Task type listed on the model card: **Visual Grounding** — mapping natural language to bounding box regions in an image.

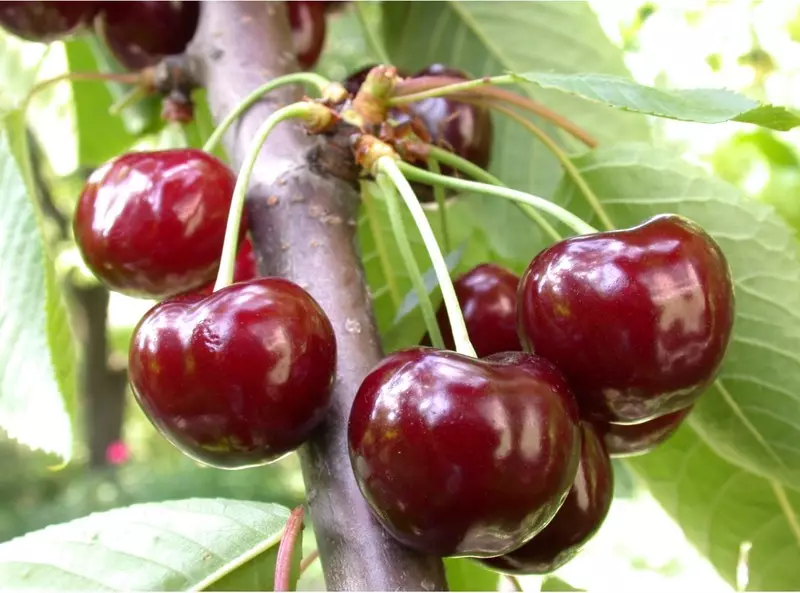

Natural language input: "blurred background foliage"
[3,1,800,591]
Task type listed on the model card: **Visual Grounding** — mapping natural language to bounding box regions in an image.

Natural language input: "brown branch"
[188,2,447,590]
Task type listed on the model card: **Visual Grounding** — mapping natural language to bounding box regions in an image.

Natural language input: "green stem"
[427,157,451,251]
[375,174,445,350]
[377,157,477,358]
[354,1,390,64]
[492,104,615,231]
[389,74,512,105]
[213,102,313,291]
[202,72,331,154]
[425,145,562,242]
[398,161,597,236]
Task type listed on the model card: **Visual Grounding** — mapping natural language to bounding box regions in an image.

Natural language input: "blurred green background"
[4,1,800,591]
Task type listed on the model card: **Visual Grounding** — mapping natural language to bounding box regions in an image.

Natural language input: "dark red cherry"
[482,422,612,575]
[0,1,98,42]
[518,214,735,424]
[73,149,238,300]
[348,348,581,557]
[599,406,692,458]
[424,263,522,357]
[409,64,493,173]
[95,1,199,71]
[192,237,259,298]
[129,278,337,469]
[287,1,326,70]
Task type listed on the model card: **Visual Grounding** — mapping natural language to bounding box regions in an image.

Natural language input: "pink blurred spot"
[106,440,130,465]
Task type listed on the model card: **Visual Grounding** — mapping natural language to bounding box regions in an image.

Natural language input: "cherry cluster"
[0,0,335,70]
[348,216,735,572]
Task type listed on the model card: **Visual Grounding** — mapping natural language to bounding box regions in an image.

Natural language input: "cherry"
[192,237,258,298]
[348,348,581,557]
[409,64,493,173]
[0,1,98,42]
[129,278,337,469]
[423,263,522,357]
[598,406,692,458]
[482,422,613,575]
[95,1,199,71]
[518,214,735,424]
[287,1,326,70]
[73,149,238,300]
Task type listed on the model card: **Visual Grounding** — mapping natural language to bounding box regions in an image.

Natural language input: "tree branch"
[189,2,447,590]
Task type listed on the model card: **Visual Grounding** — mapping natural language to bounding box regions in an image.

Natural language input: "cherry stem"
[108,85,147,116]
[299,548,320,575]
[397,161,598,237]
[202,72,332,154]
[360,181,404,308]
[377,156,478,358]
[374,175,446,350]
[492,103,615,231]
[213,102,315,292]
[274,506,305,592]
[354,1,390,64]
[24,71,141,113]
[390,75,598,148]
[424,145,563,243]
[506,575,524,592]
[427,156,452,251]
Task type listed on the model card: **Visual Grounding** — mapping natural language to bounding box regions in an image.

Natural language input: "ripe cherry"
[129,278,337,469]
[0,1,98,42]
[287,1,326,70]
[193,237,258,297]
[409,64,493,173]
[482,422,613,575]
[73,149,238,300]
[423,263,522,357]
[518,214,735,424]
[95,1,199,71]
[599,406,692,458]
[348,348,581,557]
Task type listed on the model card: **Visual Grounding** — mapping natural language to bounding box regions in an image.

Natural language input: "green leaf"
[64,38,136,167]
[382,1,649,263]
[513,72,800,131]
[628,426,800,590]
[554,143,800,489]
[444,558,499,591]
[0,110,75,460]
[542,576,585,591]
[0,498,296,591]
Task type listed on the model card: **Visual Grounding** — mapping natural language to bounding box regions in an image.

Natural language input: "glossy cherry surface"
[348,348,581,557]
[0,1,98,42]
[287,0,326,70]
[425,263,522,357]
[95,0,199,70]
[409,64,494,173]
[129,278,337,469]
[599,406,692,458]
[74,149,237,300]
[482,422,613,574]
[518,214,735,424]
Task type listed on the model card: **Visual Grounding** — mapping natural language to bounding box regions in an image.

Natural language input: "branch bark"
[189,2,447,590]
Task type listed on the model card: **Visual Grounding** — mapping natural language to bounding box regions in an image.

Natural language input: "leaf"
[393,243,466,321]
[513,72,800,131]
[382,1,650,264]
[64,38,136,167]
[541,576,585,591]
[443,558,499,591]
[628,426,800,590]
[0,498,296,591]
[554,143,800,489]
[0,110,75,460]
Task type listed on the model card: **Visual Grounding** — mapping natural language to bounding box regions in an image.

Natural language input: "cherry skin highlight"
[95,0,199,70]
[129,278,337,469]
[73,149,238,300]
[518,214,735,424]
[424,263,522,357]
[482,422,613,575]
[348,348,581,557]
[0,1,98,42]
[287,0,326,70]
[599,406,692,458]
